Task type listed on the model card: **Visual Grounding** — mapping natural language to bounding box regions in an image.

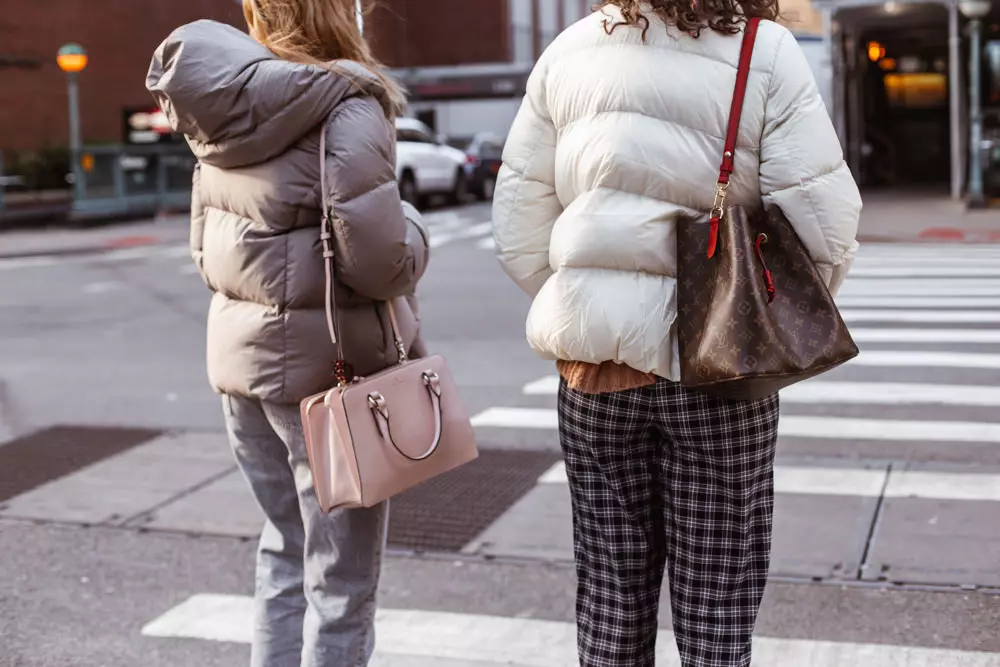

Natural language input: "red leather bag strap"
[719,17,760,185]
[707,17,761,258]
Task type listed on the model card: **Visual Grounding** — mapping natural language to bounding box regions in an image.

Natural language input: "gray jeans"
[223,394,388,667]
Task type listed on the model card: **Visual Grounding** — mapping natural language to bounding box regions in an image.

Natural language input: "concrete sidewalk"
[0,214,190,259]
[858,190,1000,243]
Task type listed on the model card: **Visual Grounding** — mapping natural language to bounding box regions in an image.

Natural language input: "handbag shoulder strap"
[708,17,761,258]
[318,123,408,385]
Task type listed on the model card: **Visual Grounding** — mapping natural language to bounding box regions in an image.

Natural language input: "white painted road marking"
[886,470,1000,502]
[780,381,1000,406]
[428,221,492,249]
[540,462,1000,502]
[838,280,1000,297]
[854,350,1000,369]
[472,408,1000,443]
[143,595,1000,666]
[849,266,1000,277]
[525,377,1000,406]
[542,462,889,497]
[837,296,1000,308]
[850,328,1000,344]
[842,309,1000,324]
[83,281,120,295]
[0,244,191,272]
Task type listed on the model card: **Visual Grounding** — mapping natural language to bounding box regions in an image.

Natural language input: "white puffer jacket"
[492,8,862,380]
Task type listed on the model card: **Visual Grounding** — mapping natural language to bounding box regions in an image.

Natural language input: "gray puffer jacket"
[147,20,429,404]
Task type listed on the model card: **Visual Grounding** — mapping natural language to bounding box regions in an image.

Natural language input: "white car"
[395,118,469,207]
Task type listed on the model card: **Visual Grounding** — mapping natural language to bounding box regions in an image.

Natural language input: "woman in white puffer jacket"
[492,2,861,666]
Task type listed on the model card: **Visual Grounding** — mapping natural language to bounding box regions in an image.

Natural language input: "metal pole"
[969,17,987,207]
[67,72,85,203]
[531,0,542,61]
[949,4,965,200]
[831,16,848,148]
[355,0,363,34]
[846,30,864,181]
[0,150,5,214]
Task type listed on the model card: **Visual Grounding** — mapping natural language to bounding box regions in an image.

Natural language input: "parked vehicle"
[447,134,505,200]
[395,118,469,207]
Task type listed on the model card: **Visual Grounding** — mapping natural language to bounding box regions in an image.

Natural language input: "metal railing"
[71,144,195,219]
[0,144,195,225]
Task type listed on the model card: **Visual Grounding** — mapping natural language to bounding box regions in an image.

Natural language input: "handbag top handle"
[707,17,761,258]
[317,124,409,386]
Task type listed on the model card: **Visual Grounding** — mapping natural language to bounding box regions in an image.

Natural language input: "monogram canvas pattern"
[676,206,859,400]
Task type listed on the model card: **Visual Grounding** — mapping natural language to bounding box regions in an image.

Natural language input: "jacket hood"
[146,20,391,169]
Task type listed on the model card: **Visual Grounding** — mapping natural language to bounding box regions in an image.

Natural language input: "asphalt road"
[1,202,999,666]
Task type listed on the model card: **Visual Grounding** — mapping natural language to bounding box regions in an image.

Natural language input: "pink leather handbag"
[300,127,479,513]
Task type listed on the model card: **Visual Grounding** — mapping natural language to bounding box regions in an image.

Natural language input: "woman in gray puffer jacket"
[146,2,428,665]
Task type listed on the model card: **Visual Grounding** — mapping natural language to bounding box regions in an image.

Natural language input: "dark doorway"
[838,4,953,189]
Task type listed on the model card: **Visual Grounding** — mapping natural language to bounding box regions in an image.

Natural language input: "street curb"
[857,229,1000,244]
[0,234,167,261]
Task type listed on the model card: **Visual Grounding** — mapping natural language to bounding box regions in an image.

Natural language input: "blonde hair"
[243,0,406,118]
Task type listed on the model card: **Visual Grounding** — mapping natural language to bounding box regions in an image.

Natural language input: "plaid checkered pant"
[558,378,779,667]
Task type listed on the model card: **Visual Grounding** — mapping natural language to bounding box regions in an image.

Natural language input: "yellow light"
[57,53,88,73]
[57,44,88,73]
[879,58,897,71]
[81,154,94,173]
[868,41,886,63]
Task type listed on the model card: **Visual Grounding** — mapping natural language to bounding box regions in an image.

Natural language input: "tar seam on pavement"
[0,425,162,504]
[387,448,562,553]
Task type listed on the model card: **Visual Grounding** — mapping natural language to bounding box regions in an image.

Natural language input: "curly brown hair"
[600,0,780,39]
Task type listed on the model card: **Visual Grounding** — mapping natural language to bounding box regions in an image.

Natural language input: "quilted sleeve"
[759,30,862,296]
[492,61,561,297]
[324,98,429,301]
[188,162,211,288]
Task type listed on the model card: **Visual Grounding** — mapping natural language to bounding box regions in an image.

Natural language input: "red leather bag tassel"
[755,233,776,304]
[707,216,720,258]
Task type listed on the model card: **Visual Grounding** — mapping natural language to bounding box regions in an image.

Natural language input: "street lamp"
[960,0,992,208]
[57,43,87,202]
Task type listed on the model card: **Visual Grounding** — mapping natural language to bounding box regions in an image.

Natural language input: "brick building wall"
[0,0,821,153]
[0,0,244,152]
[367,0,509,68]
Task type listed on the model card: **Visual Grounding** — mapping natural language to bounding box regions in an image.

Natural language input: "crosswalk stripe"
[849,267,1000,277]
[142,594,1000,666]
[471,408,1000,443]
[524,377,1000,406]
[849,328,1000,343]
[855,350,1000,369]
[842,309,1000,324]
[836,296,1000,308]
[842,285,1000,296]
[539,462,1000,502]
[778,381,1000,406]
[428,221,492,248]
[541,462,888,496]
[838,280,1000,296]
[856,244,1000,255]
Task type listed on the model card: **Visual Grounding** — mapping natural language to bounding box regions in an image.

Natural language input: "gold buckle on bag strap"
[710,182,729,221]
